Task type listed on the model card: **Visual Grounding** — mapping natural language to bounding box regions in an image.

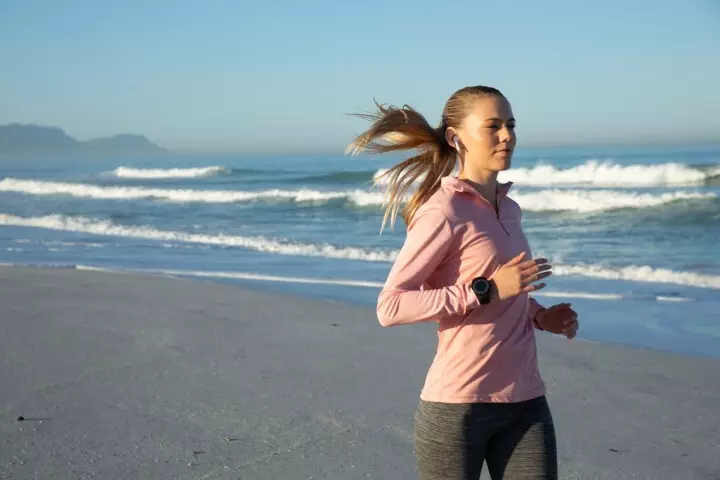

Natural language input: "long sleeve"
[376,208,480,327]
[528,296,546,329]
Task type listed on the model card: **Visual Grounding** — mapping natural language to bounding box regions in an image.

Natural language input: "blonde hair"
[346,85,504,230]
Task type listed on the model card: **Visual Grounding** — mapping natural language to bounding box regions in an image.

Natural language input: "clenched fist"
[535,303,579,339]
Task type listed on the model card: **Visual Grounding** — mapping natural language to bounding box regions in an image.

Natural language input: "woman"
[347,85,579,480]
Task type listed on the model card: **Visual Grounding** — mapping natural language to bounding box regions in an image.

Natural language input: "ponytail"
[346,101,456,231]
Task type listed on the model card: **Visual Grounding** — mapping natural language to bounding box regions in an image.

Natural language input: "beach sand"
[1,265,718,479]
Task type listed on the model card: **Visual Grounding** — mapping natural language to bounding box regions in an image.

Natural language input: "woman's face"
[450,96,516,176]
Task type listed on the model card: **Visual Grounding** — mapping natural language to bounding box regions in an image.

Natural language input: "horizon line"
[165,138,720,156]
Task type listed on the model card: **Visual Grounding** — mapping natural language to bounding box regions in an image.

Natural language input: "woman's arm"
[528,297,546,330]
[376,208,480,327]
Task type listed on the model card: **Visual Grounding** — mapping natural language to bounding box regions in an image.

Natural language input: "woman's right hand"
[490,251,552,301]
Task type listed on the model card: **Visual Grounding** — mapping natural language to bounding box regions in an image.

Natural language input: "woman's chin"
[491,158,512,172]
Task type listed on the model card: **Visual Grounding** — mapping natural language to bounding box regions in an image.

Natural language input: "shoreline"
[3,260,719,360]
[2,265,719,479]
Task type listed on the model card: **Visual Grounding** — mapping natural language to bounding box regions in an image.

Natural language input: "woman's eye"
[508,124,516,129]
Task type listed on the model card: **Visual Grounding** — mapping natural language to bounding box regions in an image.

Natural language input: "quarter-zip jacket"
[377,176,546,403]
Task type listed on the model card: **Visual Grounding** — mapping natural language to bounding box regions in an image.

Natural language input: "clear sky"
[1,0,719,153]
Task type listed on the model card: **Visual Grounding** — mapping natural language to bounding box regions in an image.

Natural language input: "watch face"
[473,278,490,295]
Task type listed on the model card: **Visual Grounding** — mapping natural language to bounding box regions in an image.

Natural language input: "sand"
[1,265,718,479]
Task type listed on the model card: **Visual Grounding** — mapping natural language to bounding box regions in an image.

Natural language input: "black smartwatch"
[470,277,493,305]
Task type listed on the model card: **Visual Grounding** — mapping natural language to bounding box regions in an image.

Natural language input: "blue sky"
[1,0,719,153]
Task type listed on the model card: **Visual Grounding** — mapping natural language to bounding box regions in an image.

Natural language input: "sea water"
[1,144,718,357]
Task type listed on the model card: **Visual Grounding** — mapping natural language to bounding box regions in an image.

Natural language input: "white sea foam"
[0,178,352,203]
[110,166,228,179]
[111,267,387,288]
[655,296,692,303]
[3,213,718,290]
[19,264,695,302]
[533,291,693,302]
[351,188,714,212]
[553,264,720,290]
[511,189,715,212]
[1,178,714,212]
[375,160,720,187]
[499,160,719,186]
[43,240,106,248]
[0,213,396,262]
[532,291,625,300]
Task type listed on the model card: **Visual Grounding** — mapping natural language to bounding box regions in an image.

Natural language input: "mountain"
[0,124,81,153]
[83,134,166,154]
[0,124,168,154]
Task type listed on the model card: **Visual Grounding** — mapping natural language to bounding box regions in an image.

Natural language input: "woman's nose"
[498,126,513,142]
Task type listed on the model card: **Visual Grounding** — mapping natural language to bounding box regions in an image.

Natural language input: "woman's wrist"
[489,279,501,302]
[533,308,547,330]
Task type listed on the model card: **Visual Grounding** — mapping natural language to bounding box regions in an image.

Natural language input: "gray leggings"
[414,396,557,480]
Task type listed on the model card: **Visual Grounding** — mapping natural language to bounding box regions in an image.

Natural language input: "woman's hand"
[535,303,579,339]
[491,251,552,301]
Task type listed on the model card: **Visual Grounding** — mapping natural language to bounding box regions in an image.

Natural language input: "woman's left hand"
[535,303,579,339]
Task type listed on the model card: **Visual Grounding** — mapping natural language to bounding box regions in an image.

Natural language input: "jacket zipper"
[462,179,511,236]
[497,212,510,236]
[496,197,511,236]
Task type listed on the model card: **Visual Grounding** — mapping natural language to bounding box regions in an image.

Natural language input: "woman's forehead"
[464,97,514,122]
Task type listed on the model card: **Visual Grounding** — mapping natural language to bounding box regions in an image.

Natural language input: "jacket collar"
[440,176,513,199]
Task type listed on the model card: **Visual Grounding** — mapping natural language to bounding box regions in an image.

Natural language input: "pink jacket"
[377,176,546,403]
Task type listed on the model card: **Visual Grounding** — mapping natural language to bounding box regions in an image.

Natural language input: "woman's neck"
[458,169,499,206]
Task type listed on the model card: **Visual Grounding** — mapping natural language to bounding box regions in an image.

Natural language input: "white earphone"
[453,136,460,151]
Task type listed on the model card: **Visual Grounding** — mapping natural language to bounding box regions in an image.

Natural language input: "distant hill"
[0,124,167,154]
[83,133,167,154]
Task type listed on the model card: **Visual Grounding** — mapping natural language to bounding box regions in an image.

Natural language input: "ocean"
[1,144,719,358]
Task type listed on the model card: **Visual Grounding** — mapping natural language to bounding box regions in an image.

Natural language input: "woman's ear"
[445,128,459,151]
